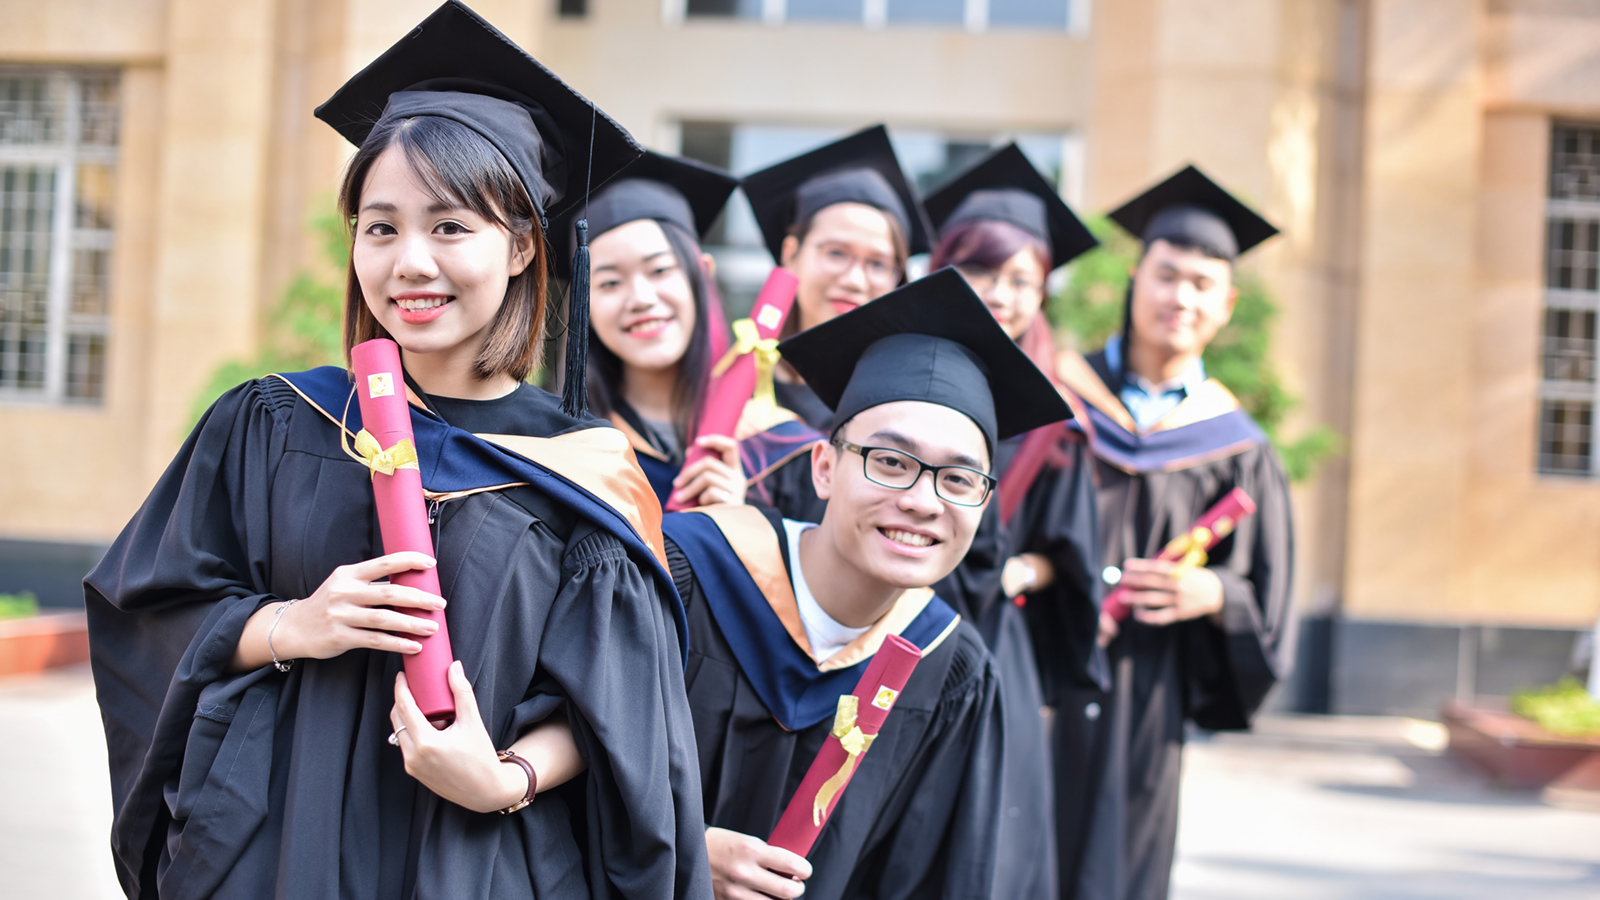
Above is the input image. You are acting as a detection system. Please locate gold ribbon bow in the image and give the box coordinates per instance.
[812,695,877,825]
[711,318,782,414]
[1162,525,1214,577]
[352,429,419,476]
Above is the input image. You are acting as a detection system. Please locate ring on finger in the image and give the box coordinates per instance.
[388,725,408,746]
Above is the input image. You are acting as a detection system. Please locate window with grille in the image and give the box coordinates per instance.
[0,69,117,405]
[679,0,1080,31]
[1540,123,1600,474]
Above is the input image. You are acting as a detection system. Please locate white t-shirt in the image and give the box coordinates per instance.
[784,519,870,663]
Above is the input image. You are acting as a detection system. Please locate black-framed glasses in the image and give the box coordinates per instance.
[831,438,995,507]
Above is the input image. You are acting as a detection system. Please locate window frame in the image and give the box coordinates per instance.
[1538,123,1600,476]
[0,67,117,407]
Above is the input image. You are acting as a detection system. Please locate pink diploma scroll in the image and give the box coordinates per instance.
[350,338,456,725]
[1101,487,1257,623]
[767,634,923,858]
[665,267,800,512]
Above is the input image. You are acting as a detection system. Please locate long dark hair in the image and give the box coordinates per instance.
[338,114,546,382]
[584,220,717,451]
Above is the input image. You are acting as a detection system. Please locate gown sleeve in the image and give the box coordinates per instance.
[849,632,1005,900]
[536,525,714,900]
[1185,445,1296,730]
[82,379,290,896]
[1016,434,1108,694]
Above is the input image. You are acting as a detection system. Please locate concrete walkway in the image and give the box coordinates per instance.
[1173,714,1600,899]
[3,667,1598,898]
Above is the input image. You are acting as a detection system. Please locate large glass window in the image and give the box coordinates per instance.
[0,69,117,405]
[1540,123,1600,475]
[680,0,1078,30]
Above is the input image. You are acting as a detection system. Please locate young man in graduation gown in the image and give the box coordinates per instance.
[662,268,1073,900]
[1052,166,1296,900]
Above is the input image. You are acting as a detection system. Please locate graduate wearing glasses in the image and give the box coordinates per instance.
[662,268,1071,900]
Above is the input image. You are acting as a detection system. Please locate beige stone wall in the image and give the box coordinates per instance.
[540,0,1090,152]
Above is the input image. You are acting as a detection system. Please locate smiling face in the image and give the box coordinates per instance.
[781,202,903,332]
[957,246,1048,341]
[588,218,698,376]
[1128,238,1237,358]
[811,401,990,590]
[351,143,533,371]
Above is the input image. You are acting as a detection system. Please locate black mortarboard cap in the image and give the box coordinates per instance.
[1106,164,1278,261]
[314,0,644,418]
[741,125,932,262]
[924,143,1098,271]
[778,268,1070,450]
[556,151,738,268]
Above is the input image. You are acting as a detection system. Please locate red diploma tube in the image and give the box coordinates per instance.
[665,267,799,512]
[768,634,923,858]
[1102,487,1257,623]
[350,338,456,725]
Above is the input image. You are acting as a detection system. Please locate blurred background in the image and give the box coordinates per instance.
[1,0,1599,896]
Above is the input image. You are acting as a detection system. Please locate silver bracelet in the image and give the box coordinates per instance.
[268,599,298,673]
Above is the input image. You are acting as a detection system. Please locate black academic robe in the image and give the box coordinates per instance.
[930,426,1104,900]
[661,505,1005,900]
[85,373,712,900]
[1054,351,1295,900]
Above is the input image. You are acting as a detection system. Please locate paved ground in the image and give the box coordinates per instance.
[1173,715,1600,899]
[3,667,1598,899]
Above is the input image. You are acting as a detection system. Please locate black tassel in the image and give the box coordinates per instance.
[563,219,591,418]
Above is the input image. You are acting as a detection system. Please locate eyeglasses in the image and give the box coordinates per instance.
[831,438,995,507]
[956,266,1043,297]
[809,242,902,289]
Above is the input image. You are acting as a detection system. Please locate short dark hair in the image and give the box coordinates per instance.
[338,114,548,381]
[585,220,717,449]
[1140,235,1232,265]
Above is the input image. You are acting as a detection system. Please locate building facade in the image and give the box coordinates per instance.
[1,0,1597,713]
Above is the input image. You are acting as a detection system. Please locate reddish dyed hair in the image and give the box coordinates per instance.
[930,218,1050,276]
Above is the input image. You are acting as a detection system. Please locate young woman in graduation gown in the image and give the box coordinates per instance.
[664,270,1071,900]
[570,151,753,510]
[82,5,711,899]
[1052,166,1296,900]
[921,144,1107,900]
[737,125,934,521]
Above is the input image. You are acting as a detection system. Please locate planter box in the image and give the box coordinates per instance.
[0,611,90,677]
[1442,699,1600,790]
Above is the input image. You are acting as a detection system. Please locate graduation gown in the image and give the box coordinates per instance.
[1054,351,1295,900]
[85,369,712,900]
[927,424,1104,900]
[660,505,1005,900]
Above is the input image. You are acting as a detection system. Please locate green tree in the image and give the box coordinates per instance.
[1049,215,1338,482]
[188,202,348,427]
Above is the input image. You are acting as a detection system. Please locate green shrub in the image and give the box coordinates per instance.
[1512,678,1600,737]
[188,202,349,430]
[0,591,39,620]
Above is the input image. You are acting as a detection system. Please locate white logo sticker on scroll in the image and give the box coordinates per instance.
[368,372,394,399]
[871,686,899,711]
[755,303,783,331]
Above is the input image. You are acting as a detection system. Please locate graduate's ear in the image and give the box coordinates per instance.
[781,235,802,270]
[700,251,717,279]
[1220,283,1239,321]
[507,228,536,278]
[810,438,836,500]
